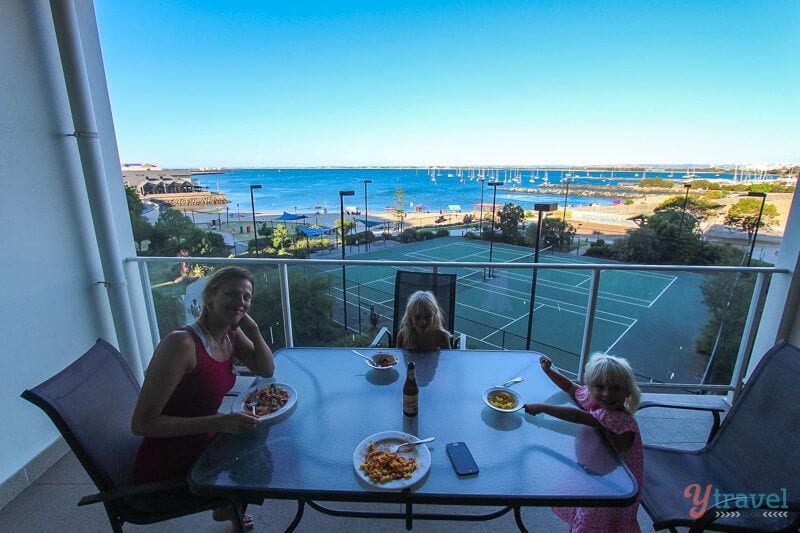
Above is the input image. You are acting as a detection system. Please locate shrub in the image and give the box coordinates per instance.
[400,228,419,243]
[153,292,184,337]
[419,230,434,240]
[435,229,449,238]
[583,239,614,258]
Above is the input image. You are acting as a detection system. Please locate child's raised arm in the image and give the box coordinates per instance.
[524,403,599,427]
[523,403,635,453]
[539,355,578,397]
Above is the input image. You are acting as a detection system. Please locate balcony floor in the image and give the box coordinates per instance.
[1,393,721,532]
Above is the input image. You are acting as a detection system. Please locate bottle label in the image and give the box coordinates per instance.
[403,393,418,416]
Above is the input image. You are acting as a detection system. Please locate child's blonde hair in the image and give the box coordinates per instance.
[398,290,449,338]
[584,353,641,413]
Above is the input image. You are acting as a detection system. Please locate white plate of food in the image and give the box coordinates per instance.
[483,387,523,413]
[232,382,297,421]
[353,431,432,490]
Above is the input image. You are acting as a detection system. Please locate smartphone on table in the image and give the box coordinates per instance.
[446,442,479,476]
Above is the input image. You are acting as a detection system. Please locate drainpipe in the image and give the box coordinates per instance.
[49,0,144,380]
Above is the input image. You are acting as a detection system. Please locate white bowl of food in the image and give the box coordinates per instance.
[482,387,523,413]
[370,352,398,369]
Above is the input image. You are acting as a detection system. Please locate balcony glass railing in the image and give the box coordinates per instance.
[127,252,783,396]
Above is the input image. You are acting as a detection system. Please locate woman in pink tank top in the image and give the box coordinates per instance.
[132,266,275,531]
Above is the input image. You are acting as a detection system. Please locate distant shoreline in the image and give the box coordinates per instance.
[179,165,788,175]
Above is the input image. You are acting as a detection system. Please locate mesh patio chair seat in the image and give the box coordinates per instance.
[370,270,465,348]
[638,340,800,532]
[21,339,243,532]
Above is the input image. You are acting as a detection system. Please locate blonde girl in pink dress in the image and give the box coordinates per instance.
[524,353,643,533]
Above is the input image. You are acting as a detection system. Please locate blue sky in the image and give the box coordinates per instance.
[94,0,798,167]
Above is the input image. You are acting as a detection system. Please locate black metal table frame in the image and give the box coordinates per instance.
[202,486,637,532]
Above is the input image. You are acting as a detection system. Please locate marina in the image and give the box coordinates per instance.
[181,167,783,216]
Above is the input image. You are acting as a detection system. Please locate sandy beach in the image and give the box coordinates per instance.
[168,190,792,242]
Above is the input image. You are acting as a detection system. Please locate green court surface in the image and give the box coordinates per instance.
[305,236,707,382]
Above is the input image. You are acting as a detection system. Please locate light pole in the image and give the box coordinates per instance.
[363,179,372,251]
[561,178,571,250]
[745,191,767,266]
[486,181,501,279]
[526,202,558,350]
[677,183,692,235]
[339,190,355,331]
[249,184,262,257]
[477,177,485,234]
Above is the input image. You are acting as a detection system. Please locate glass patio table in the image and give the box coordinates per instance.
[189,348,637,531]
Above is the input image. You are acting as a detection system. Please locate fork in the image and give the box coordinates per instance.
[389,437,435,453]
[494,376,524,388]
[244,399,257,416]
[352,349,381,368]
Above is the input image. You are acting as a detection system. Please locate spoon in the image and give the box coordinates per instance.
[494,376,524,388]
[352,350,381,368]
[389,437,436,453]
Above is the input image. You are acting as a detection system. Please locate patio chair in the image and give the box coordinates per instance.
[21,338,242,532]
[370,270,465,348]
[638,339,800,532]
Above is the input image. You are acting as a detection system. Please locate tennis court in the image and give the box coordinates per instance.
[308,236,705,381]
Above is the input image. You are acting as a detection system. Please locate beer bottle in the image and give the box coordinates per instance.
[403,361,419,417]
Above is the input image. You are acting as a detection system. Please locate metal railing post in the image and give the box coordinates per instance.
[279,264,294,347]
[578,269,601,382]
[357,283,362,334]
[731,272,770,400]
[136,261,161,350]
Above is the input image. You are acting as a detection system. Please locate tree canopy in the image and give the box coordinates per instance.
[271,224,291,250]
[148,209,228,257]
[124,185,152,252]
[654,195,723,221]
[497,203,525,244]
[638,177,675,188]
[524,217,574,251]
[724,198,779,239]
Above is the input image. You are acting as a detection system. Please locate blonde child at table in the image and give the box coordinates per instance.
[524,353,643,533]
[395,291,452,350]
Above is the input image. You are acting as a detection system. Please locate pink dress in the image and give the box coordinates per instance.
[134,326,237,484]
[553,385,644,533]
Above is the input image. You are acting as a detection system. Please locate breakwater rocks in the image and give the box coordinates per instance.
[145,192,229,207]
[505,185,676,199]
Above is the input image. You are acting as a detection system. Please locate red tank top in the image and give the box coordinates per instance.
[134,326,237,484]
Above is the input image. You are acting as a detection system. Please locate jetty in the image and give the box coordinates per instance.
[145,191,228,207]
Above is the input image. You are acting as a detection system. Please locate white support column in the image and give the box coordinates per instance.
[749,186,800,377]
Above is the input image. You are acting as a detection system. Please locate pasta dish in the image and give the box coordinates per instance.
[359,442,418,483]
[243,384,289,416]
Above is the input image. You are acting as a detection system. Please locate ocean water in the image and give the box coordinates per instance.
[192,168,772,214]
